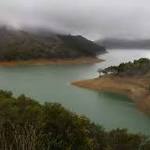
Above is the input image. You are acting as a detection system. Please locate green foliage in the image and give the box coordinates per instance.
[0,90,149,149]
[103,58,150,76]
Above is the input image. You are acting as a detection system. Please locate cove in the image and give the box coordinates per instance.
[0,49,150,135]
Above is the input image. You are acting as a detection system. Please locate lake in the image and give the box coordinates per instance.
[0,49,150,135]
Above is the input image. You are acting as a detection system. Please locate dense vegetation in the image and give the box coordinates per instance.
[0,90,150,150]
[0,27,105,61]
[101,58,150,76]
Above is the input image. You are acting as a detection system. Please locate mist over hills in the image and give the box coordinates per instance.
[0,27,105,61]
[96,38,150,49]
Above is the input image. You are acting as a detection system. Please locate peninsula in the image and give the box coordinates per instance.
[73,58,150,114]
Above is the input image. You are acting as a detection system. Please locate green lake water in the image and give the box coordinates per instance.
[0,49,150,135]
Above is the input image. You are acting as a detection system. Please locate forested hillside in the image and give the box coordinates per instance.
[0,27,105,61]
[102,58,150,76]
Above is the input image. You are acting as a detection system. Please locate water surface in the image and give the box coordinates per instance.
[0,49,150,135]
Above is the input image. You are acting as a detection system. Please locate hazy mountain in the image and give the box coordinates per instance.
[0,27,105,61]
[96,38,150,49]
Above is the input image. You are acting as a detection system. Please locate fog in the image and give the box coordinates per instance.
[0,0,150,40]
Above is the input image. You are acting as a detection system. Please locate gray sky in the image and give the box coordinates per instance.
[0,0,150,40]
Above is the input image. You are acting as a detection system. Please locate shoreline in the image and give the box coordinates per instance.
[0,57,104,66]
[72,75,150,115]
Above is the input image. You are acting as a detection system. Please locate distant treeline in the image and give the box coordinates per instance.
[96,38,150,49]
[0,90,149,150]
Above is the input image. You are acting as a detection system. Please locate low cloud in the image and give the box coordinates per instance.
[0,0,150,40]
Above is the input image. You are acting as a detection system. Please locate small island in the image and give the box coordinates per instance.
[73,58,150,114]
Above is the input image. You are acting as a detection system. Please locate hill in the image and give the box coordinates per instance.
[96,38,150,49]
[0,27,105,61]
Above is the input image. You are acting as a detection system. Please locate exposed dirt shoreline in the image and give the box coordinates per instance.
[0,57,103,66]
[72,75,150,115]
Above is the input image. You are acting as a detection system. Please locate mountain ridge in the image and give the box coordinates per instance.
[96,38,150,49]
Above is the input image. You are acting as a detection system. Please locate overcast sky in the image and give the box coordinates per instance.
[0,0,150,40]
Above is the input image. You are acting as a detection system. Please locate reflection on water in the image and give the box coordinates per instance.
[99,91,133,103]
